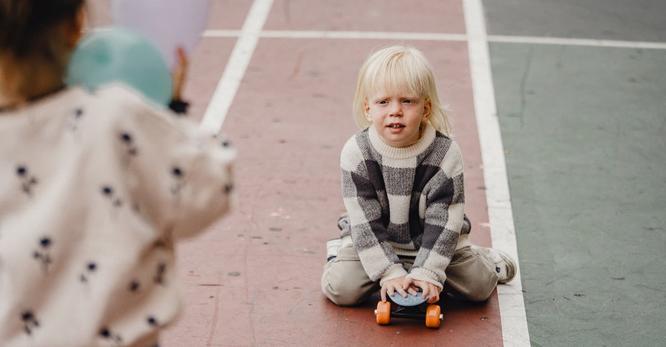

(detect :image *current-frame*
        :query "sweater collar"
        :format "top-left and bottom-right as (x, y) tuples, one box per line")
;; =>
(368, 122), (436, 159)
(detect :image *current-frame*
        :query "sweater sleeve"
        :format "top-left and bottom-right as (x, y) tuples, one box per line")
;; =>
(406, 141), (465, 290)
(340, 137), (407, 283)
(102, 86), (235, 240)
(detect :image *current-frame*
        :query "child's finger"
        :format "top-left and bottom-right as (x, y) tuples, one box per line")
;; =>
(407, 287), (417, 295)
(380, 286), (388, 302)
(426, 283), (440, 303)
(401, 277), (413, 289)
(421, 285), (430, 299)
(426, 286), (439, 303)
(395, 285), (408, 298)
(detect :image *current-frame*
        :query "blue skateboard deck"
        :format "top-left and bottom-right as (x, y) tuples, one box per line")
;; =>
(389, 292), (427, 306)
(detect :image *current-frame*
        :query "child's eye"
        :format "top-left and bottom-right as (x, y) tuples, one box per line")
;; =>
(402, 99), (414, 104)
(377, 100), (388, 105)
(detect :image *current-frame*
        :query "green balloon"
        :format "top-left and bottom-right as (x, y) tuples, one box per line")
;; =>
(66, 27), (172, 105)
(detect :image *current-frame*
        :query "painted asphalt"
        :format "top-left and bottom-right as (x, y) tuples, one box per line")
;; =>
(91, 0), (665, 345)
(164, 0), (505, 346)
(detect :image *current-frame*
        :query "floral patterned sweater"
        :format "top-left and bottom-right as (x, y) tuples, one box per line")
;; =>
(0, 85), (234, 347)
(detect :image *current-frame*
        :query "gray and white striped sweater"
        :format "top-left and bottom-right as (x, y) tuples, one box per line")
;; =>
(340, 123), (470, 289)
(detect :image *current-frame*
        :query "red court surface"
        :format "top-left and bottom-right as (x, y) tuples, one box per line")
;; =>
(93, 0), (509, 345)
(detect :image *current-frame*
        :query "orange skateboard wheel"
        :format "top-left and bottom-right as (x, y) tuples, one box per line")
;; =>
(425, 304), (442, 328)
(375, 301), (391, 325)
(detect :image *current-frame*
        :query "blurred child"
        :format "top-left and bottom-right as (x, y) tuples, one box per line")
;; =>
(321, 45), (516, 306)
(0, 1), (234, 346)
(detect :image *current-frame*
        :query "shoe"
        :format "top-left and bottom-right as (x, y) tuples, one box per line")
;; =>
(474, 246), (516, 284)
(326, 238), (342, 262)
(337, 214), (350, 232)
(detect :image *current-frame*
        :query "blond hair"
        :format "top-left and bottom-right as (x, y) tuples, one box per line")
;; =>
(352, 45), (451, 136)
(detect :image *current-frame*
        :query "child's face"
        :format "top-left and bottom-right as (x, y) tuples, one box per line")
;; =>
(365, 89), (430, 148)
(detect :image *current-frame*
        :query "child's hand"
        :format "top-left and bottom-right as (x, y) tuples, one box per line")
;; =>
(380, 277), (412, 302)
(406, 279), (440, 304)
(171, 47), (188, 100)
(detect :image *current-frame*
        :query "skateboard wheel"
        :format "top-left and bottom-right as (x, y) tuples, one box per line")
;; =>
(425, 304), (441, 328)
(375, 301), (391, 325)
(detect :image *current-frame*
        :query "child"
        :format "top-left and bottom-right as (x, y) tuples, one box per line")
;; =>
(0, 1), (233, 346)
(321, 45), (516, 307)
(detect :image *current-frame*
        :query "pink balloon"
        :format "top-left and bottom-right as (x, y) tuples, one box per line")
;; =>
(112, 0), (210, 67)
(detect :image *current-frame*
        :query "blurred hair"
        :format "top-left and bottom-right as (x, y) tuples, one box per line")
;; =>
(352, 45), (451, 135)
(0, 0), (84, 99)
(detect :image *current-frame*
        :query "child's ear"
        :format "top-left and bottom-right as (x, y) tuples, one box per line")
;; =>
(364, 100), (371, 121)
(65, 6), (87, 48)
(423, 99), (432, 119)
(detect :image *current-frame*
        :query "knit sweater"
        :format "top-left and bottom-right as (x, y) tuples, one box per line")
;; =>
(0, 85), (234, 347)
(340, 123), (469, 290)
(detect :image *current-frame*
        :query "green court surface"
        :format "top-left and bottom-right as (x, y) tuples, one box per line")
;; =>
(484, 0), (666, 42)
(486, 1), (666, 345)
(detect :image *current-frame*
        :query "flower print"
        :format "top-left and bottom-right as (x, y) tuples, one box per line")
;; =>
(21, 310), (40, 335)
(16, 165), (38, 196)
(33, 237), (53, 273)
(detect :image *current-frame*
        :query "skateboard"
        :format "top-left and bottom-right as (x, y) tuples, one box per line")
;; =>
(374, 291), (443, 328)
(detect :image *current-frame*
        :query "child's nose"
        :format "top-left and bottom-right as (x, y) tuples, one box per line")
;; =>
(389, 101), (402, 116)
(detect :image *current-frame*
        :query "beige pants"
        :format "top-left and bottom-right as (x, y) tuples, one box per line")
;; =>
(321, 245), (499, 306)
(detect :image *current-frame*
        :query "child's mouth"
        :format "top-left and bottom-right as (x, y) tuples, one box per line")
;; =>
(386, 123), (405, 129)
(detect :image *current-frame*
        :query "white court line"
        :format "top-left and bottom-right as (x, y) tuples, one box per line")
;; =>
(199, 0), (273, 133)
(490, 35), (666, 50)
(204, 29), (467, 42)
(463, 0), (531, 346)
(204, 29), (666, 50)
